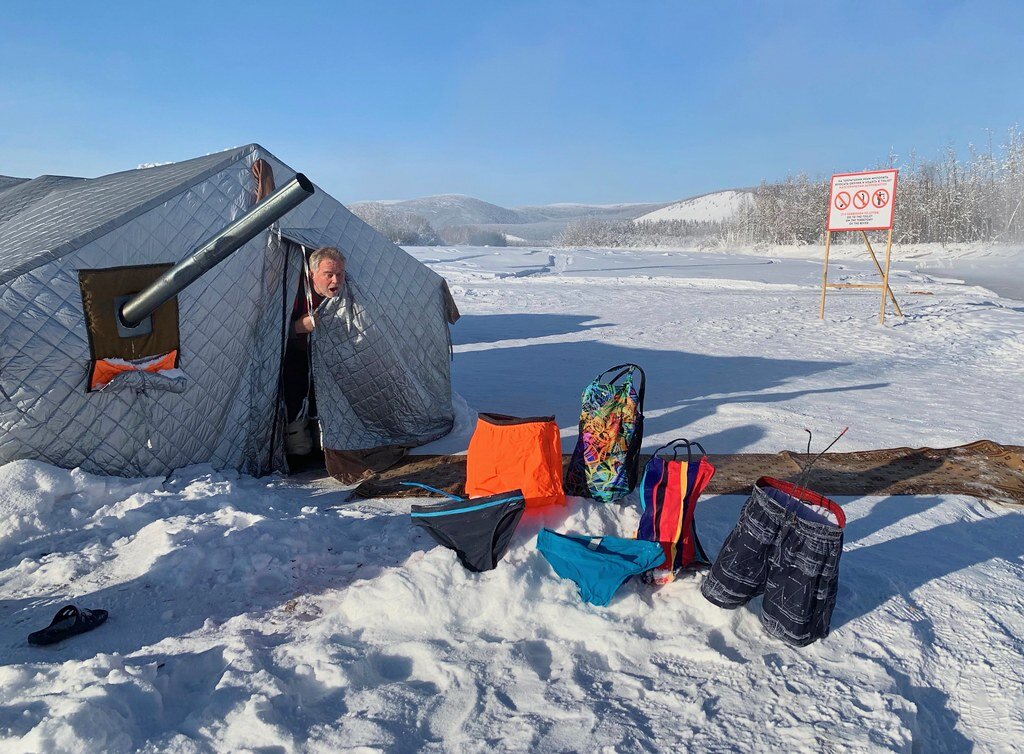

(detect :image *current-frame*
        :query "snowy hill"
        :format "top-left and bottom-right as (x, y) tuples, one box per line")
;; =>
(350, 194), (524, 228)
(514, 201), (671, 223)
(483, 201), (674, 243)
(634, 189), (752, 223)
(351, 195), (675, 244)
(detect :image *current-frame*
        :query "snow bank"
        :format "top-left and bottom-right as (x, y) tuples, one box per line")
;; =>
(2, 461), (1022, 751)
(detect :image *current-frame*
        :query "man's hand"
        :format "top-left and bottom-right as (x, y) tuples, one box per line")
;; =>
(294, 314), (316, 334)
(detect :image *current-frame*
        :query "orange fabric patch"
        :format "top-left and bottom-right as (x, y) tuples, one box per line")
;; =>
(466, 413), (565, 508)
(90, 350), (178, 391)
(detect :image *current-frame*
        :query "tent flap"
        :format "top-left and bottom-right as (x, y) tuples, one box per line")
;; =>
(313, 276), (453, 450)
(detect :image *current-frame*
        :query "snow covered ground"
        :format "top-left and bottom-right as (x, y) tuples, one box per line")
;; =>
(2, 245), (1023, 752)
(415, 244), (1024, 455)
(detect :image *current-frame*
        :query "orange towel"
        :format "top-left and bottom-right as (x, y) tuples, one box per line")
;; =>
(466, 413), (565, 508)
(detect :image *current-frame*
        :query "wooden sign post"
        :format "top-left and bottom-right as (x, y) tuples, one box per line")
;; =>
(819, 169), (900, 324)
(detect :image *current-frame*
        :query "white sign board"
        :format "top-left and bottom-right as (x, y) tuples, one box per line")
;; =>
(827, 169), (898, 232)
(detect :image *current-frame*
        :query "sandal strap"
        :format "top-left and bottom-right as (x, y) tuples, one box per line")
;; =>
(53, 605), (79, 623)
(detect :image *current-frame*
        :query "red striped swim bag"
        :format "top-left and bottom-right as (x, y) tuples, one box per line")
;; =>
(637, 439), (715, 584)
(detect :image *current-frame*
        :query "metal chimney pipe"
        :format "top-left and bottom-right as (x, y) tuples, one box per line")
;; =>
(119, 172), (315, 328)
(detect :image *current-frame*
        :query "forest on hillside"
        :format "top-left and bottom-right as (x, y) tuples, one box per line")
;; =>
(347, 202), (509, 247)
(350, 127), (1024, 249)
(559, 126), (1024, 248)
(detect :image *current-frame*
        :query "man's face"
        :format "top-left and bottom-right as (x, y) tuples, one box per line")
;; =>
(312, 259), (344, 298)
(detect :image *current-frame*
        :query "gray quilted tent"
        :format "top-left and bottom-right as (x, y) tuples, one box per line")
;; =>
(0, 144), (455, 477)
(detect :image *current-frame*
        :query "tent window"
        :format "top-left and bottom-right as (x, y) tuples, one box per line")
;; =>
(78, 264), (181, 391)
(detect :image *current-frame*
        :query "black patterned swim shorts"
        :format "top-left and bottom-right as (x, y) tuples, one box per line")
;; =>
(701, 477), (845, 647)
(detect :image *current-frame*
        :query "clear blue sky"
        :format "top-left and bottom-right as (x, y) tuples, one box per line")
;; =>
(1, 1), (1021, 206)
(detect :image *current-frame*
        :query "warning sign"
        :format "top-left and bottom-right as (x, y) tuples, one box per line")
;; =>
(827, 169), (898, 231)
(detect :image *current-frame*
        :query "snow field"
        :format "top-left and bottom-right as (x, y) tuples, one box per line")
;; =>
(2, 245), (1023, 752)
(415, 246), (1024, 456)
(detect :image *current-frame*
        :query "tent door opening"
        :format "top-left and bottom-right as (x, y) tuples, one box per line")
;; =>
(281, 242), (325, 474)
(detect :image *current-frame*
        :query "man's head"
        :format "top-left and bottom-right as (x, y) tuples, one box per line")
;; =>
(309, 247), (345, 298)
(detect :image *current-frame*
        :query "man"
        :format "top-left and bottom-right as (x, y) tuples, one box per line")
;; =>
(291, 245), (412, 485)
(284, 247), (346, 458)
(293, 246), (346, 335)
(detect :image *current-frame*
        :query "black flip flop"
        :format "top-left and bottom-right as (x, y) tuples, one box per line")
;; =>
(28, 604), (108, 646)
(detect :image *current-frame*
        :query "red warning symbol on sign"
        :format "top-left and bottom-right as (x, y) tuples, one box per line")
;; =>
(872, 188), (889, 208)
(853, 190), (870, 209)
(834, 191), (851, 211)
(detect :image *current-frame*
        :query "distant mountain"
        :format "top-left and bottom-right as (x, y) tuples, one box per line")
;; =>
(634, 189), (752, 224)
(351, 194), (678, 245)
(349, 191), (748, 246)
(349, 194), (523, 228)
(513, 201), (672, 224)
